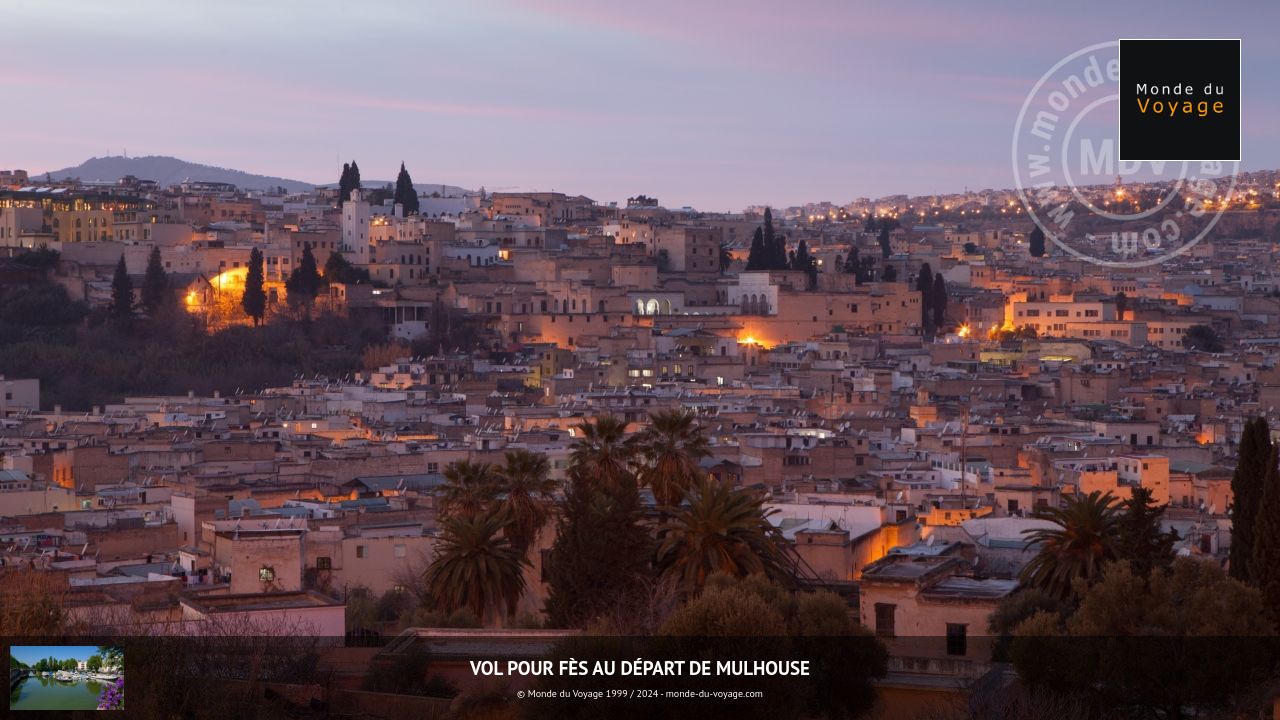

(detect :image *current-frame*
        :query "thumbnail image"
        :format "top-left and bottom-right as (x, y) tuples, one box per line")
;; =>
(9, 645), (124, 711)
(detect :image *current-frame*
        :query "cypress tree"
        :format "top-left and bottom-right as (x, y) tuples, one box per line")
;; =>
(1029, 225), (1046, 257)
(544, 475), (653, 628)
(242, 247), (266, 326)
(746, 227), (765, 271)
(1254, 443), (1280, 618)
(349, 160), (361, 195)
(917, 263), (934, 330)
(763, 208), (784, 270)
(109, 254), (133, 321)
(882, 263), (898, 282)
(878, 225), (891, 259)
(338, 162), (352, 203)
(1116, 486), (1177, 578)
(393, 162), (420, 215)
(1231, 417), (1272, 582)
(931, 274), (948, 327)
(285, 242), (323, 306)
(141, 245), (169, 313)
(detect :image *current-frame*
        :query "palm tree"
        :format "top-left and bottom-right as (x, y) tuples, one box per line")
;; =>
(425, 510), (528, 622)
(635, 409), (710, 507)
(1020, 490), (1121, 599)
(568, 416), (637, 496)
(656, 478), (789, 593)
(495, 448), (557, 553)
(438, 460), (499, 519)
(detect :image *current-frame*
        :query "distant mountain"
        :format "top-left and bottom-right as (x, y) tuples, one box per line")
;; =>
(42, 155), (473, 197)
(43, 155), (316, 193)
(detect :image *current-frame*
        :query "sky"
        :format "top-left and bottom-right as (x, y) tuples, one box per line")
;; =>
(10, 645), (101, 666)
(3, 0), (1277, 210)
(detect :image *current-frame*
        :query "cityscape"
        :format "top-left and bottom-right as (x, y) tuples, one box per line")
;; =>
(5, 2), (1280, 719)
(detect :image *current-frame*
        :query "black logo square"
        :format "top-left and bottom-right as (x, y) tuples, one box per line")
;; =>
(1119, 39), (1240, 161)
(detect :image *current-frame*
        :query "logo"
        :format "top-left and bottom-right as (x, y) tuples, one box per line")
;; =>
(1012, 41), (1240, 267)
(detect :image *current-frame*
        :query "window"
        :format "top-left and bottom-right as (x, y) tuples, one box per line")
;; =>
(356, 545), (366, 559)
(946, 623), (968, 656)
(259, 566), (275, 583)
(316, 556), (332, 570)
(874, 603), (896, 638)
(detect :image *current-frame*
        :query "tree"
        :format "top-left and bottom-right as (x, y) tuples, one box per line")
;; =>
(931, 273), (948, 328)
(285, 242), (323, 307)
(1252, 443), (1280, 617)
(424, 510), (528, 622)
(1114, 291), (1128, 318)
(881, 263), (897, 282)
(241, 247), (266, 326)
(916, 263), (934, 330)
(1183, 324), (1224, 352)
(963, 241), (978, 254)
(745, 227), (766, 271)
(393, 162), (420, 215)
(656, 478), (790, 594)
(567, 416), (637, 496)
(141, 246), (169, 314)
(338, 160), (362, 203)
(544, 470), (654, 628)
(1011, 560), (1275, 719)
(1231, 416), (1271, 582)
(763, 208), (786, 270)
(634, 409), (709, 508)
(1029, 225), (1046, 257)
(323, 250), (371, 285)
(718, 243), (733, 273)
(109, 254), (133, 322)
(1020, 491), (1120, 599)
(878, 225), (891, 259)
(1114, 486), (1177, 578)
(495, 449), (557, 555)
(438, 460), (499, 520)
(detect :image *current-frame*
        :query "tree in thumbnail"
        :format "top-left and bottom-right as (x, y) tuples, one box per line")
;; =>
(140, 245), (169, 314)
(285, 242), (323, 306)
(1020, 491), (1120, 599)
(394, 162), (420, 215)
(109, 254), (133, 322)
(1029, 225), (1046, 257)
(656, 478), (790, 594)
(425, 510), (528, 622)
(495, 449), (557, 555)
(1232, 416), (1273, 582)
(86, 655), (102, 672)
(931, 274), (948, 328)
(241, 247), (266, 326)
(635, 409), (710, 508)
(1252, 443), (1280, 617)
